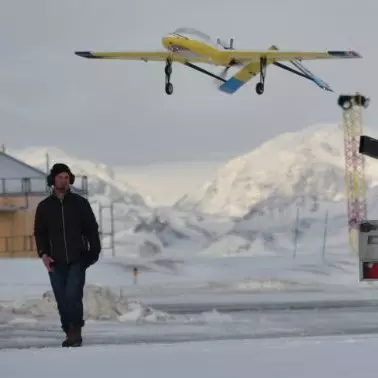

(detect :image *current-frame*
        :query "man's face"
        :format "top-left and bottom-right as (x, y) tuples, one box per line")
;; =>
(54, 172), (70, 190)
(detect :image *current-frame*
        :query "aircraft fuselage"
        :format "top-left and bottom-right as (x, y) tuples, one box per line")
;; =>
(161, 34), (225, 65)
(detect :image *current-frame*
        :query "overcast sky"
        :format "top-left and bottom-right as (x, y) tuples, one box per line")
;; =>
(0, 0), (376, 166)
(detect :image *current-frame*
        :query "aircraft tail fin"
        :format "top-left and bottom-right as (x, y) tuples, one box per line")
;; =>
(218, 61), (261, 94)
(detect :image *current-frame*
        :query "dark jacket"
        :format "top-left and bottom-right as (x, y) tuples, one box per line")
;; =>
(34, 190), (101, 266)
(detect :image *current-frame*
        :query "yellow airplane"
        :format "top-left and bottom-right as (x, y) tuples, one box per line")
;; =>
(75, 27), (362, 96)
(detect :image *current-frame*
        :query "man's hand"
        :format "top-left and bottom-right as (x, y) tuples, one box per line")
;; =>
(82, 250), (99, 269)
(42, 254), (55, 272)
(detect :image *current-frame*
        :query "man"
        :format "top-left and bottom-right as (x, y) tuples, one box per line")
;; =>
(34, 163), (101, 347)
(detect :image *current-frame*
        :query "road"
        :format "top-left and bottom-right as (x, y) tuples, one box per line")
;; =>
(1, 300), (378, 349)
(132, 287), (378, 313)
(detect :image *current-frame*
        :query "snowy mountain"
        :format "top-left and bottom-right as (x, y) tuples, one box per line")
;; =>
(174, 123), (378, 218)
(101, 208), (234, 258)
(9, 146), (161, 256)
(172, 122), (378, 257)
(9, 146), (224, 258)
(113, 160), (226, 207)
(202, 199), (346, 257)
(10, 121), (378, 259)
(11, 146), (147, 207)
(204, 182), (378, 258)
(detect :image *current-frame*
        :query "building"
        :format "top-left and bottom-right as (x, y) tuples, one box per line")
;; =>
(0, 150), (88, 258)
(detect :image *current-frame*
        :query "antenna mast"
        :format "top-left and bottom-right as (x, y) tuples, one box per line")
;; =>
(337, 93), (370, 255)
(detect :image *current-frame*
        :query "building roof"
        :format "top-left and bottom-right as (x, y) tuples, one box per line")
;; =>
(0, 151), (87, 196)
(0, 151), (48, 179)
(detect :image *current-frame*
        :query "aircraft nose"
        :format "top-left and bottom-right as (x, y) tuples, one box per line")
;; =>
(162, 35), (175, 48)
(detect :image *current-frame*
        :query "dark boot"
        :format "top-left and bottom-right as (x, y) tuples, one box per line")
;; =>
(62, 325), (82, 347)
(71, 325), (83, 347)
(61, 330), (70, 347)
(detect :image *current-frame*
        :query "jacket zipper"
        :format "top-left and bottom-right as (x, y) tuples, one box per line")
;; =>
(60, 199), (69, 263)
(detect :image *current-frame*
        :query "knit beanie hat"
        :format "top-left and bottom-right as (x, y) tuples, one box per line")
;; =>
(50, 163), (71, 177)
(47, 163), (74, 186)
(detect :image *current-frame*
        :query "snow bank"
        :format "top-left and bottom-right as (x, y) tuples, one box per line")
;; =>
(0, 284), (173, 323)
(118, 302), (175, 323)
(196, 309), (233, 324)
(0, 285), (236, 327)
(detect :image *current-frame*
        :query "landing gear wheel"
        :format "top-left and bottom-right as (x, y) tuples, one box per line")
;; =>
(165, 82), (173, 95)
(256, 82), (264, 95)
(256, 56), (267, 95)
(164, 59), (173, 95)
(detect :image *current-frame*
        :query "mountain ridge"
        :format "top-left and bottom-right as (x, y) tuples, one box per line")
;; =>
(10, 146), (147, 207)
(7, 121), (378, 257)
(174, 123), (378, 217)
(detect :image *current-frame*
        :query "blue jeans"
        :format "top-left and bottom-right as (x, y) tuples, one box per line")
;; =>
(48, 261), (86, 333)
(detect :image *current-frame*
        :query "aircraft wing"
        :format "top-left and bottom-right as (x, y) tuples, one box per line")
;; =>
(218, 50), (362, 62)
(268, 45), (333, 91)
(75, 51), (207, 63)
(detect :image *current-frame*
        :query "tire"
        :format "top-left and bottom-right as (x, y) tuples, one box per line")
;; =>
(256, 82), (264, 95)
(165, 82), (173, 95)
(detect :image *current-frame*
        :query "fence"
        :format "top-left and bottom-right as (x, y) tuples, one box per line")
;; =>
(291, 208), (330, 261)
(0, 176), (89, 196)
(0, 235), (36, 258)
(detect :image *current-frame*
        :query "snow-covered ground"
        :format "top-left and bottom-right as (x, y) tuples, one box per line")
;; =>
(2, 254), (378, 376)
(2, 334), (378, 377)
(1, 253), (378, 332)
(3, 122), (378, 372)
(0, 252), (375, 303)
(1, 211), (378, 376)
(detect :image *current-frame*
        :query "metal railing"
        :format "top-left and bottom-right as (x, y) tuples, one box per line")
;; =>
(0, 176), (88, 196)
